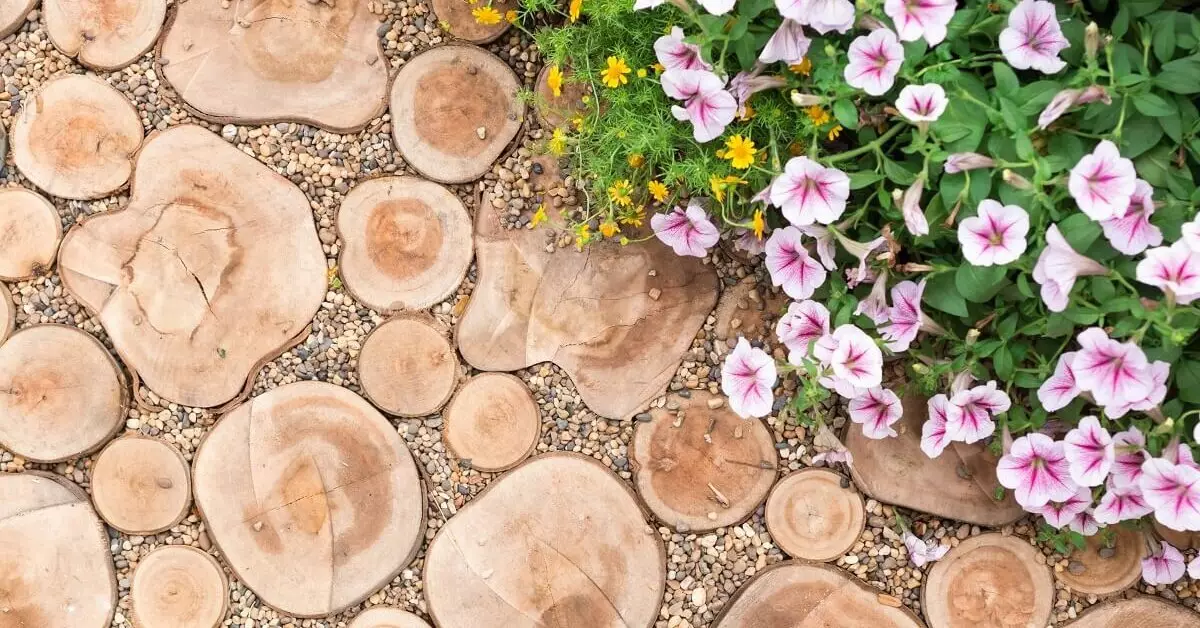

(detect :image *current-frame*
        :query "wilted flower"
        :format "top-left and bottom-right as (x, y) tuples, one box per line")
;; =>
(854, 268), (891, 324)
(958, 200), (1029, 266)
(1037, 352), (1080, 412)
(999, 0), (1069, 74)
(655, 27), (711, 72)
(878, 279), (942, 352)
(1037, 86), (1111, 130)
(776, 300), (830, 360)
(721, 338), (777, 418)
(944, 152), (996, 174)
(1139, 457), (1200, 531)
(1063, 416), (1114, 487)
(1100, 179), (1162, 255)
(904, 533), (950, 567)
(728, 69), (788, 119)
(1084, 22), (1100, 61)
(765, 227), (828, 299)
(759, 19), (812, 64)
(651, 200), (720, 257)
(1136, 241), (1200, 305)
(895, 84), (948, 123)
(1069, 140), (1137, 221)
(776, 0), (854, 34)
(844, 29), (905, 96)
(1032, 224), (1108, 312)
(997, 433), (1078, 509)
(835, 231), (886, 287)
(790, 91), (823, 107)
(796, 225), (836, 270)
(770, 157), (850, 226)
(900, 178), (929, 236)
(847, 387), (903, 439)
(1142, 542), (1186, 586)
(885, 0), (956, 45)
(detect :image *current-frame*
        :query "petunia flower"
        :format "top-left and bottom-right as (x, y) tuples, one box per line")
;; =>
(759, 19), (812, 64)
(776, 300), (830, 360)
(1069, 140), (1137, 221)
(765, 227), (828, 299)
(1063, 416), (1114, 487)
(811, 449), (854, 465)
(1100, 179), (1162, 255)
(776, 0), (855, 34)
(661, 68), (720, 101)
(1036, 485), (1092, 528)
(854, 269), (891, 325)
(1182, 216), (1200, 252)
(770, 157), (850, 226)
(633, 0), (667, 9)
(885, 0), (956, 45)
(721, 337), (777, 418)
(843, 29), (905, 96)
(944, 152), (996, 174)
(796, 225), (837, 270)
(698, 0), (735, 15)
(1037, 86), (1111, 131)
(1037, 352), (1080, 412)
(734, 229), (767, 256)
(904, 532), (950, 567)
(996, 433), (1078, 509)
(848, 387), (903, 439)
(1068, 509), (1100, 536)
(1136, 241), (1200, 305)
(1142, 542), (1186, 586)
(728, 69), (787, 119)
(671, 92), (737, 143)
(1140, 457), (1200, 531)
(1105, 360), (1169, 419)
(1072, 327), (1153, 409)
(946, 381), (1009, 444)
(1093, 479), (1153, 524)
(1032, 224), (1108, 312)
(1111, 427), (1147, 488)
(655, 27), (712, 72)
(829, 324), (884, 389)
(999, 0), (1069, 74)
(651, 200), (720, 257)
(1172, 443), (1199, 471)
(835, 231), (886, 287)
(895, 84), (948, 123)
(958, 200), (1029, 266)
(878, 279), (944, 352)
(900, 178), (929, 236)
(920, 394), (954, 458)
(1190, 556), (1200, 580)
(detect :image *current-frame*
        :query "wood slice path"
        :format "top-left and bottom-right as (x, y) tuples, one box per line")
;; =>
(349, 607), (432, 628)
(129, 545), (228, 628)
(431, 0), (514, 44)
(90, 435), (192, 535)
(0, 287), (12, 346)
(1064, 596), (1200, 627)
(358, 314), (459, 417)
(922, 533), (1054, 628)
(764, 468), (865, 562)
(0, 0), (36, 38)
(1055, 526), (1145, 596)
(0, 187), (61, 281)
(45, 0), (167, 70)
(442, 372), (540, 472)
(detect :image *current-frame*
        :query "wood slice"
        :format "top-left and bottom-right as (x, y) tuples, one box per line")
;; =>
(358, 314), (458, 417)
(846, 392), (1024, 526)
(11, 74), (142, 200)
(712, 561), (923, 627)
(431, 0), (513, 44)
(45, 0), (167, 70)
(629, 390), (776, 532)
(456, 191), (718, 420)
(57, 124), (325, 408)
(0, 287), (11, 346)
(129, 546), (228, 628)
(0, 472), (117, 628)
(424, 452), (665, 628)
(90, 435), (191, 535)
(337, 176), (473, 312)
(0, 188), (62, 280)
(0, 325), (127, 463)
(192, 381), (426, 617)
(1064, 596), (1200, 627)
(923, 533), (1054, 628)
(390, 45), (525, 184)
(765, 468), (865, 562)
(0, 0), (35, 38)
(1056, 526), (1145, 596)
(1154, 521), (1200, 549)
(349, 607), (431, 628)
(534, 64), (591, 130)
(158, 0), (387, 132)
(443, 372), (539, 472)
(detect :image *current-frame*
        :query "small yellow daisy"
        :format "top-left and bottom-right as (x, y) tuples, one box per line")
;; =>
(546, 64), (564, 98)
(723, 135), (757, 170)
(637, 68), (647, 78)
(531, 204), (548, 227)
(607, 179), (633, 207)
(828, 125), (843, 141)
(620, 205), (646, 227)
(575, 223), (591, 250)
(568, 0), (581, 21)
(751, 209), (765, 240)
(548, 128), (567, 155)
(599, 220), (620, 238)
(790, 57), (812, 75)
(504, 9), (518, 22)
(805, 105), (831, 126)
(647, 180), (668, 203)
(709, 175), (745, 203)
(628, 153), (645, 168)
(472, 5), (501, 24)
(601, 56), (631, 88)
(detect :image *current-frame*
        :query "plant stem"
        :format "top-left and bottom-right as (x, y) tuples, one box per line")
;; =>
(823, 125), (904, 164)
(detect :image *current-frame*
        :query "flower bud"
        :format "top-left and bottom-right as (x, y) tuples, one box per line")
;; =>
(944, 152), (995, 174)
(1085, 22), (1100, 62)
(790, 91), (822, 107)
(964, 328), (980, 346)
(901, 178), (928, 236)
(1002, 169), (1033, 190)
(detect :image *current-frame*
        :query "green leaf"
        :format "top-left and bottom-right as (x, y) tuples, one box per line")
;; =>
(955, 264), (1008, 303)
(1133, 92), (1177, 117)
(1112, 5), (1131, 38)
(926, 272), (969, 317)
(1176, 359), (1200, 404)
(994, 345), (1014, 380)
(833, 99), (859, 130)
(997, 96), (1026, 132)
(883, 158), (918, 185)
(1090, 277), (1116, 302)
(992, 62), (1020, 97)
(1057, 213), (1103, 251)
(1150, 13), (1178, 63)
(1120, 115), (1164, 159)
(848, 171), (884, 190)
(1157, 55), (1200, 94)
(1135, 144), (1174, 188)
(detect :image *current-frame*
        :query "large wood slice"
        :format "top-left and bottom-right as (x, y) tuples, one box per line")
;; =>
(129, 546), (228, 628)
(0, 288), (12, 346)
(713, 561), (923, 627)
(1055, 526), (1145, 596)
(158, 0), (387, 132)
(534, 64), (591, 130)
(923, 533), (1054, 628)
(0, 0), (35, 38)
(390, 45), (524, 184)
(443, 373), (540, 472)
(45, 0), (167, 70)
(350, 607), (432, 628)
(457, 193), (718, 420)
(0, 472), (116, 628)
(192, 381), (426, 618)
(337, 176), (473, 312)
(765, 468), (865, 562)
(11, 74), (143, 200)
(1154, 521), (1200, 549)
(0, 325), (127, 463)
(845, 393), (1024, 526)
(0, 188), (61, 281)
(58, 124), (325, 408)
(90, 435), (192, 535)
(431, 0), (513, 44)
(424, 452), (665, 628)
(630, 390), (776, 532)
(1064, 596), (1200, 627)
(358, 314), (459, 417)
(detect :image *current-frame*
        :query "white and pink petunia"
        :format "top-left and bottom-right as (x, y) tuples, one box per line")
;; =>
(1036, 485), (1092, 528)
(1136, 241), (1200, 305)
(654, 27), (712, 72)
(829, 324), (884, 389)
(855, 272), (892, 325)
(1142, 542), (1186, 586)
(944, 152), (996, 174)
(1139, 457), (1200, 531)
(1036, 86), (1111, 131)
(997, 433), (1078, 509)
(895, 84), (948, 123)
(884, 0), (956, 45)
(776, 300), (830, 360)
(904, 532), (949, 567)
(1063, 416), (1114, 487)
(848, 387), (903, 439)
(770, 157), (850, 226)
(1111, 427), (1147, 487)
(1191, 556), (1200, 580)
(900, 178), (929, 236)
(728, 70), (787, 118)
(776, 0), (855, 34)
(670, 81), (737, 143)
(759, 19), (812, 64)
(633, 0), (666, 8)
(721, 337), (777, 418)
(1072, 327), (1153, 409)
(797, 225), (837, 270)
(1068, 509), (1100, 536)
(1105, 360), (1169, 418)
(1037, 352), (1080, 412)
(999, 0), (1069, 74)
(1069, 140), (1137, 221)
(698, 0), (736, 15)
(920, 394), (954, 458)
(836, 231), (886, 287)
(651, 200), (720, 257)
(1183, 216), (1200, 252)
(843, 29), (905, 96)
(661, 68), (722, 101)
(1100, 179), (1162, 255)
(765, 227), (828, 300)
(1093, 479), (1153, 524)
(958, 200), (1029, 266)
(946, 381), (1009, 444)
(879, 279), (941, 352)
(1032, 224), (1108, 312)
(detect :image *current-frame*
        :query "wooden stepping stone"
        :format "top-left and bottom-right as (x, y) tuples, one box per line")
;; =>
(923, 533), (1053, 628)
(1064, 596), (1200, 627)
(1056, 526), (1144, 596)
(390, 45), (525, 184)
(765, 468), (865, 562)
(0, 472), (116, 628)
(457, 192), (718, 420)
(0, 0), (35, 38)
(358, 314), (458, 417)
(337, 176), (473, 312)
(90, 436), (191, 535)
(192, 381), (425, 618)
(443, 373), (539, 472)
(630, 390), (776, 532)
(350, 607), (431, 628)
(12, 74), (142, 200)
(45, 0), (166, 70)
(845, 393), (1024, 526)
(713, 561), (922, 627)
(1155, 521), (1200, 549)
(424, 452), (665, 628)
(159, 0), (387, 132)
(58, 124), (325, 408)
(431, 0), (514, 44)
(129, 546), (228, 628)
(0, 287), (11, 345)
(0, 188), (61, 280)
(534, 63), (590, 130)
(0, 325), (127, 462)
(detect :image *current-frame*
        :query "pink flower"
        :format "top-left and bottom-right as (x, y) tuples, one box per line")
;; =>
(904, 532), (949, 567)
(1142, 542), (1186, 586)
(1100, 179), (1161, 255)
(759, 19), (812, 64)
(777, 300), (830, 360)
(1111, 427), (1147, 488)
(776, 0), (855, 34)
(829, 324), (883, 389)
(1191, 556), (1200, 580)
(651, 200), (720, 257)
(797, 225), (837, 270)
(661, 68), (721, 101)
(734, 229), (767, 256)
(728, 69), (787, 119)
(854, 271), (891, 325)
(999, 0), (1069, 74)
(770, 157), (850, 226)
(944, 152), (996, 174)
(895, 84), (948, 123)
(655, 27), (711, 72)
(1137, 241), (1200, 305)
(1094, 479), (1152, 524)
(1068, 509), (1100, 536)
(1032, 224), (1108, 312)
(958, 200), (1029, 266)
(885, 0), (956, 45)
(848, 387), (903, 439)
(1105, 360), (1169, 418)
(765, 227), (828, 299)
(1036, 485), (1092, 528)
(811, 449), (854, 465)
(1072, 327), (1153, 409)
(879, 279), (938, 352)
(1139, 457), (1200, 531)
(835, 231), (886, 287)
(670, 83), (737, 143)
(1037, 352), (1080, 412)
(1063, 416), (1114, 487)
(698, 0), (735, 15)
(1037, 86), (1111, 131)
(721, 337), (777, 418)
(946, 381), (1009, 444)
(633, 0), (666, 9)
(1183, 216), (1200, 252)
(920, 394), (953, 458)
(900, 178), (929, 237)
(997, 433), (1078, 509)
(843, 29), (905, 96)
(1069, 140), (1137, 221)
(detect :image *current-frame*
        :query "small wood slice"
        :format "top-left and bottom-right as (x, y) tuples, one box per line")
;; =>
(0, 0), (35, 38)
(45, 0), (167, 70)
(0, 472), (117, 628)
(431, 0), (513, 44)
(1064, 596), (1200, 627)
(390, 45), (524, 184)
(0, 287), (13, 346)
(630, 390), (776, 532)
(1154, 520), (1200, 549)
(765, 468), (865, 562)
(358, 315), (458, 417)
(1056, 526), (1145, 596)
(923, 533), (1054, 628)
(349, 607), (431, 628)
(90, 436), (192, 535)
(129, 546), (228, 628)
(0, 188), (62, 280)
(0, 325), (127, 463)
(443, 373), (539, 472)
(337, 176), (473, 312)
(12, 74), (142, 200)
(534, 64), (591, 129)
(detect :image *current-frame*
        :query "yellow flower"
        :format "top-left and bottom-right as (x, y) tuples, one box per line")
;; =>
(548, 128), (567, 155)
(790, 57), (812, 75)
(709, 175), (746, 203)
(620, 205), (646, 227)
(531, 204), (548, 227)
(739, 102), (756, 121)
(805, 105), (831, 126)
(575, 224), (591, 250)
(637, 68), (647, 78)
(647, 180), (669, 203)
(547, 64), (563, 98)
(472, 5), (501, 24)
(751, 209), (765, 240)
(570, 115), (585, 130)
(601, 56), (631, 88)
(607, 179), (633, 207)
(652, 63), (665, 74)
(600, 220), (620, 238)
(723, 135), (757, 170)
(828, 125), (843, 141)
(628, 153), (645, 168)
(568, 0), (581, 21)
(505, 9), (518, 22)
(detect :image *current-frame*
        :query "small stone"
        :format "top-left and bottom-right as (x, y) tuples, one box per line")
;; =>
(1068, 560), (1086, 575)
(1098, 547), (1116, 559)
(155, 477), (173, 489)
(648, 288), (662, 301)
(476, 127), (487, 140)
(706, 397), (724, 409)
(877, 594), (902, 608)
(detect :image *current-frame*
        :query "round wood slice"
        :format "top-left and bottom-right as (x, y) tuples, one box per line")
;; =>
(1056, 526), (1145, 596)
(431, 0), (513, 44)
(337, 176), (473, 312)
(0, 472), (117, 628)
(1064, 596), (1200, 627)
(390, 45), (524, 184)
(192, 381), (426, 618)
(0, 188), (62, 280)
(534, 64), (591, 130)
(358, 314), (458, 417)
(443, 373), (539, 472)
(0, 325), (127, 463)
(129, 546), (228, 628)
(630, 390), (776, 532)
(424, 452), (665, 628)
(712, 561), (923, 627)
(923, 533), (1054, 628)
(11, 74), (142, 200)
(349, 607), (431, 628)
(90, 436), (192, 535)
(0, 287), (13, 346)
(0, 0), (35, 38)
(1154, 521), (1200, 549)
(765, 468), (865, 562)
(45, 0), (167, 70)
